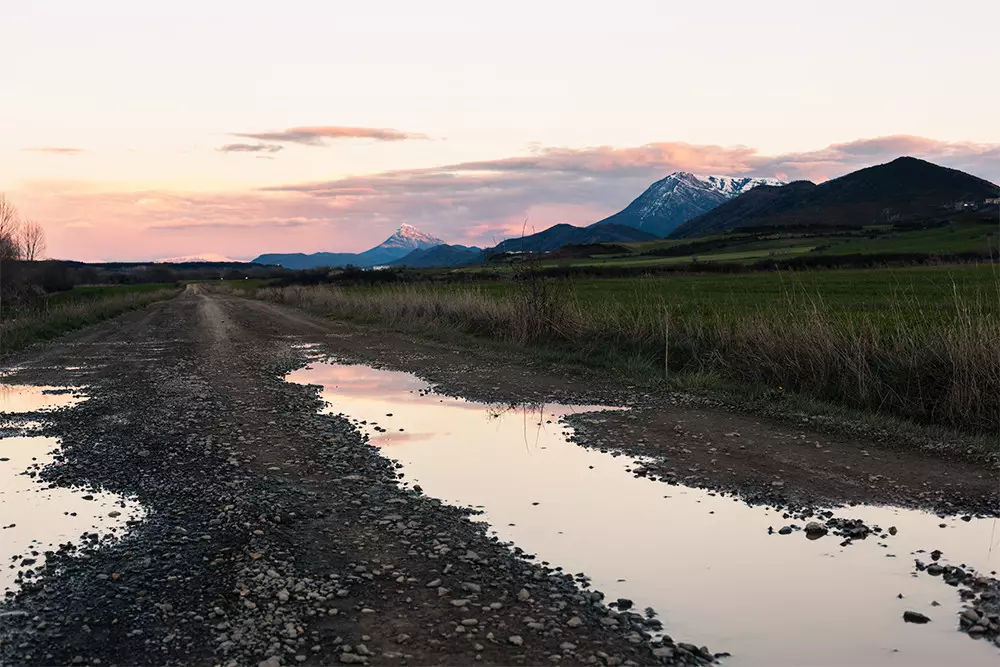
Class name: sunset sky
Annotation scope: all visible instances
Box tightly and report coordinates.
[3,1,999,261]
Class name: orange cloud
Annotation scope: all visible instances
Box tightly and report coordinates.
[231,126,429,146]
[10,135,999,261]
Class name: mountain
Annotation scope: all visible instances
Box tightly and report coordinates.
[253,224,444,269]
[671,157,1000,238]
[389,244,484,268]
[591,172,783,237]
[491,223,656,255]
[157,253,242,263]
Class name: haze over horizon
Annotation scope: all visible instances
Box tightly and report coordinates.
[3,0,999,262]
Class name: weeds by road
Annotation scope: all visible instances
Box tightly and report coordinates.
[1,286,180,356]
[246,267,1000,434]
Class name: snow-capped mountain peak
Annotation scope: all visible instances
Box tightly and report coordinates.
[592,172,785,237]
[377,224,444,251]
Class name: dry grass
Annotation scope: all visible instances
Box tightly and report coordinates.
[252,282,1000,433]
[1,288,179,356]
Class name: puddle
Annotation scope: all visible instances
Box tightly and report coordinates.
[287,361,1000,667]
[0,384,144,596]
[0,384,83,414]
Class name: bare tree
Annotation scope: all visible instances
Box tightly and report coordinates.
[0,193,21,261]
[19,219,46,260]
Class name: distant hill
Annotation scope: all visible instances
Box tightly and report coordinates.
[254,224,443,269]
[671,157,1000,238]
[491,223,657,255]
[592,172,783,237]
[389,244,484,268]
[157,253,242,263]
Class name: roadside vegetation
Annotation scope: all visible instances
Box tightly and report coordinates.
[246,261,1000,435]
[1,284,181,356]
[0,193,190,356]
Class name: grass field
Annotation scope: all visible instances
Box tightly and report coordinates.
[486,218,1000,269]
[45,283,179,306]
[1,285,180,356]
[251,262,1000,434]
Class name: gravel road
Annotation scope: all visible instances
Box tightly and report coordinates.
[0,287,995,666]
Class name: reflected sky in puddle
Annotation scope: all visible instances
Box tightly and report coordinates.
[0,384,144,596]
[287,361,999,667]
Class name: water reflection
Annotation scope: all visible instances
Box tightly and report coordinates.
[287,361,999,667]
[0,384,144,596]
[0,385,83,413]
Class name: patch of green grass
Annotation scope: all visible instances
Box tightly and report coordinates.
[822,221,999,255]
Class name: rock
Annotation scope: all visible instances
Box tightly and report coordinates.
[653,647,675,658]
[339,653,367,664]
[888,526,898,535]
[426,579,441,588]
[517,588,531,601]
[778,526,793,535]
[903,611,931,624]
[276,588,290,602]
[615,598,633,611]
[804,522,827,538]
[567,616,583,628]
[508,635,524,646]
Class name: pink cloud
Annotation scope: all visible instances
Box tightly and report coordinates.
[231,126,429,146]
[10,135,999,261]
[23,147,87,155]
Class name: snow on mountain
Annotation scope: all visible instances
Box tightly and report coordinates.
[375,223,444,251]
[252,224,445,269]
[157,253,242,263]
[592,172,785,237]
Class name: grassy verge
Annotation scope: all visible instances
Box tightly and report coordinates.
[246,264,1000,436]
[1,286,180,357]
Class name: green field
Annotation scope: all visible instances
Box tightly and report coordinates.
[484,218,1000,270]
[256,261,1000,434]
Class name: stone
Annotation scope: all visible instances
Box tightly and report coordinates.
[804,522,827,538]
[778,526,793,535]
[903,611,931,624]
[517,588,531,601]
[508,635,524,646]
[567,616,583,628]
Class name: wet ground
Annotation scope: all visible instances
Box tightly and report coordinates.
[289,360,1000,667]
[0,385,142,597]
[0,288,997,666]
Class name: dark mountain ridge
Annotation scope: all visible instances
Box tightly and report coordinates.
[671,157,1000,238]
[491,223,657,255]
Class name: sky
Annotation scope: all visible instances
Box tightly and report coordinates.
[2,1,999,261]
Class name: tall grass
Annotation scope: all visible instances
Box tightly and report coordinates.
[253,280,1000,433]
[1,288,179,356]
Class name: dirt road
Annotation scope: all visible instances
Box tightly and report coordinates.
[0,288,995,666]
